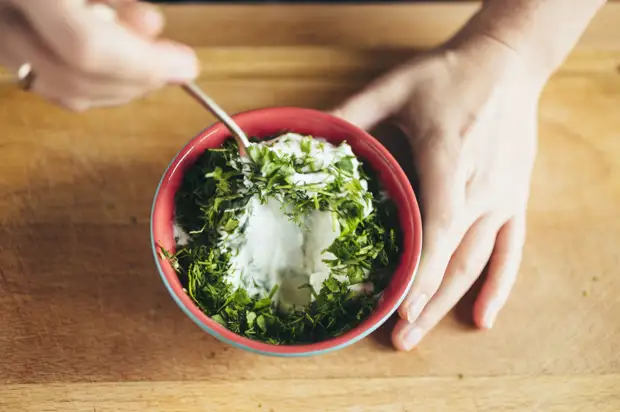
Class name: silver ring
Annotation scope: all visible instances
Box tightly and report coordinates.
[16,63,36,91]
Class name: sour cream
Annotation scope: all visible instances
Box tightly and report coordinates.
[223,196,340,311]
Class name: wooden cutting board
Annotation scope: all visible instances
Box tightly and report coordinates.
[0,3,619,411]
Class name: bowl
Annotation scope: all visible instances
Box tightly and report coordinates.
[150,107,422,357]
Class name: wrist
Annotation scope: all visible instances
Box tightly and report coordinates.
[444,0,607,85]
[443,14,552,89]
[442,30,549,93]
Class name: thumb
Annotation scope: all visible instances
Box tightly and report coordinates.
[397,149,470,322]
[331,66,414,131]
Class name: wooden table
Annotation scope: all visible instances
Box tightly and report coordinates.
[1,3,620,411]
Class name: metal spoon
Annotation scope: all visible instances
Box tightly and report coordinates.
[182,82,252,159]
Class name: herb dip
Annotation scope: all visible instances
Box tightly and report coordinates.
[219,133,372,312]
[168,132,400,344]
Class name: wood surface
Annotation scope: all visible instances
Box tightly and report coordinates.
[1,3,620,411]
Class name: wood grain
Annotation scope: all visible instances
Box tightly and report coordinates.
[1,376,619,412]
[0,3,619,411]
[159,3,620,49]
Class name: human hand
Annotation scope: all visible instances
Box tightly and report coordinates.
[0,0,198,111]
[332,36,544,351]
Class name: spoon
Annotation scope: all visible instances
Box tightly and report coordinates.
[181,82,252,159]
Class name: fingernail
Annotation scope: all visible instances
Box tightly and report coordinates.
[482,301,499,329]
[407,293,428,323]
[143,6,164,29]
[402,326,424,351]
[160,44,199,82]
[89,3,117,22]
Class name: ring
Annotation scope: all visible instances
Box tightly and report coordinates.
[16,63,36,91]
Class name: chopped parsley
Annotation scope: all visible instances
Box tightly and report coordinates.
[162,134,401,344]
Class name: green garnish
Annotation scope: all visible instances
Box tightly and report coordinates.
[165,134,401,344]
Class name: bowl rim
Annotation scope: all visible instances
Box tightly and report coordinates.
[150,106,422,357]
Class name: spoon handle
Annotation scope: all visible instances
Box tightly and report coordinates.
[181,82,252,155]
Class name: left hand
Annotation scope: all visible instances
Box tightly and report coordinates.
[332,37,544,351]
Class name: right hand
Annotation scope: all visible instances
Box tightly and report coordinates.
[0,0,198,111]
[333,36,543,351]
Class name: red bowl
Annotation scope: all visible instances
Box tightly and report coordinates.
[150,107,422,356]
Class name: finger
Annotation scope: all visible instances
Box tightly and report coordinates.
[473,214,526,329]
[331,65,415,130]
[16,0,197,83]
[392,215,499,351]
[0,9,53,74]
[397,147,470,323]
[116,2,164,37]
[0,16,154,109]
[0,12,21,72]
[92,1,164,38]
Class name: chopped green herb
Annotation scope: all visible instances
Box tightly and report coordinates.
[165,135,401,344]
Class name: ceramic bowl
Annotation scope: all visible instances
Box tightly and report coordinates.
[150,107,422,356]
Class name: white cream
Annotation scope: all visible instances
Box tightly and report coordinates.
[223,196,340,311]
